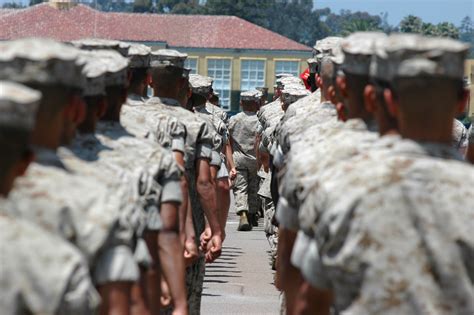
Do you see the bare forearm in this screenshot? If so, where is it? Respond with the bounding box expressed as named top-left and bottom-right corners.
top-left (159, 203), bottom-right (187, 311)
top-left (197, 180), bottom-right (221, 235)
top-left (185, 200), bottom-right (195, 242)
top-left (467, 144), bottom-right (474, 164)
top-left (158, 232), bottom-right (187, 311)
top-left (225, 142), bottom-right (235, 170)
top-left (277, 228), bottom-right (298, 291)
top-left (179, 177), bottom-right (188, 242)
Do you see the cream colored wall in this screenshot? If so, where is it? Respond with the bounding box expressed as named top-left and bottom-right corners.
top-left (182, 50), bottom-right (308, 92)
top-left (465, 59), bottom-right (474, 118)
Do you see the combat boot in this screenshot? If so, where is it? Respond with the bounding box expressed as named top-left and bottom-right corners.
top-left (238, 212), bottom-right (252, 231)
top-left (249, 213), bottom-right (259, 227)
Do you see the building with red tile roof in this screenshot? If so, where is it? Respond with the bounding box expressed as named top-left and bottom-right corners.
top-left (0, 2), bottom-right (312, 110)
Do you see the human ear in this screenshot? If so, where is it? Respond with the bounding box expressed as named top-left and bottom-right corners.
top-left (384, 88), bottom-right (399, 118)
top-left (336, 103), bottom-right (347, 122)
top-left (336, 76), bottom-right (348, 98)
top-left (364, 85), bottom-right (377, 114)
top-left (328, 86), bottom-right (336, 104)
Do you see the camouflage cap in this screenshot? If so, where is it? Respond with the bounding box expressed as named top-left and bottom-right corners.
top-left (313, 36), bottom-right (343, 61)
top-left (128, 43), bottom-right (151, 68)
top-left (369, 35), bottom-right (389, 81)
top-left (150, 49), bottom-right (188, 69)
top-left (342, 32), bottom-right (387, 76)
top-left (0, 81), bottom-right (41, 131)
top-left (282, 86), bottom-right (310, 104)
top-left (189, 74), bottom-right (213, 97)
top-left (77, 51), bottom-right (108, 96)
top-left (71, 38), bottom-right (130, 57)
top-left (276, 73), bottom-right (294, 79)
top-left (277, 76), bottom-right (304, 88)
top-left (385, 34), bottom-right (469, 80)
top-left (0, 38), bottom-right (85, 89)
top-left (240, 89), bottom-right (263, 102)
top-left (92, 50), bottom-right (129, 87)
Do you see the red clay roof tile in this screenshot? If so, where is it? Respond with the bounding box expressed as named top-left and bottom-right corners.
top-left (0, 4), bottom-right (311, 51)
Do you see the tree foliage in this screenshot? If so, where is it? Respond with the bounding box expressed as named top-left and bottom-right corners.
top-left (399, 14), bottom-right (460, 39)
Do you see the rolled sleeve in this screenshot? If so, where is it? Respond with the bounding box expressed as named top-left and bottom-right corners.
top-left (171, 137), bottom-right (186, 153)
top-left (300, 240), bottom-right (332, 290)
top-left (276, 196), bottom-right (299, 231)
top-left (161, 179), bottom-right (183, 204)
top-left (210, 150), bottom-right (222, 167)
top-left (196, 143), bottom-right (213, 160)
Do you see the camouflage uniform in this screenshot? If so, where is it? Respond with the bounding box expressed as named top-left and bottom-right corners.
top-left (300, 140), bottom-right (474, 314)
top-left (229, 110), bottom-right (260, 215)
top-left (7, 148), bottom-right (139, 285)
top-left (299, 33), bottom-right (474, 314)
top-left (144, 95), bottom-right (214, 314)
top-left (0, 80), bottom-right (99, 315)
top-left (452, 118), bottom-right (469, 156)
top-left (0, 213), bottom-right (100, 315)
top-left (121, 97), bottom-right (187, 155)
top-left (0, 38), bottom-right (138, 285)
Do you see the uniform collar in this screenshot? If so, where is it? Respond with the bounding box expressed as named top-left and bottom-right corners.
top-left (150, 96), bottom-right (181, 107)
top-left (393, 139), bottom-right (463, 161)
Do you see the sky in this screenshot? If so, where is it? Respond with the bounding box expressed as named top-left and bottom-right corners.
top-left (315, 0), bottom-right (473, 26)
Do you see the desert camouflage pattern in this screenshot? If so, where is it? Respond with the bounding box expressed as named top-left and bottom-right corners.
top-left (144, 96), bottom-right (214, 169)
top-left (452, 118), bottom-right (469, 156)
top-left (205, 101), bottom-right (229, 126)
top-left (0, 212), bottom-right (100, 315)
top-left (121, 95), bottom-right (187, 154)
top-left (277, 119), bottom-right (377, 232)
top-left (300, 140), bottom-right (474, 314)
top-left (6, 149), bottom-right (122, 273)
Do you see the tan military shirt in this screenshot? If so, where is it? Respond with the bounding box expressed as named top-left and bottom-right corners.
top-left (121, 95), bottom-right (187, 154)
top-left (273, 101), bottom-right (337, 167)
top-left (300, 140), bottom-right (474, 314)
top-left (228, 111), bottom-right (259, 161)
top-left (452, 118), bottom-right (468, 156)
top-left (97, 121), bottom-right (182, 208)
top-left (144, 97), bottom-right (214, 170)
top-left (0, 211), bottom-right (100, 315)
top-left (277, 119), bottom-right (377, 232)
top-left (194, 104), bottom-right (228, 166)
top-left (7, 149), bottom-right (120, 267)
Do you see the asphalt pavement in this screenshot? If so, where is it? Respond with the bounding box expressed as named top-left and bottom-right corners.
top-left (201, 213), bottom-right (281, 314)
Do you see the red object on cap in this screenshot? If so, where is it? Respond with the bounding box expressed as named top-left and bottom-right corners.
top-left (300, 68), bottom-right (311, 90)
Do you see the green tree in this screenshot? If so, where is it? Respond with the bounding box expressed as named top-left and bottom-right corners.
top-left (324, 10), bottom-right (383, 36)
top-left (133, 0), bottom-right (153, 13)
top-left (459, 16), bottom-right (474, 57)
top-left (421, 22), bottom-right (438, 36)
top-left (29, 0), bottom-right (44, 6)
top-left (341, 18), bottom-right (382, 36)
top-left (205, 0), bottom-right (274, 28)
top-left (435, 22), bottom-right (459, 39)
top-left (399, 15), bottom-right (423, 33)
top-left (2, 2), bottom-right (25, 8)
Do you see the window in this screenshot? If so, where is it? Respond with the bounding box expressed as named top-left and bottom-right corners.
top-left (184, 58), bottom-right (198, 74)
top-left (240, 59), bottom-right (265, 91)
top-left (207, 59), bottom-right (232, 110)
top-left (275, 60), bottom-right (300, 78)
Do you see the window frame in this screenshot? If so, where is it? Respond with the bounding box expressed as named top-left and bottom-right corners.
top-left (184, 57), bottom-right (199, 75)
top-left (274, 59), bottom-right (301, 79)
top-left (239, 57), bottom-right (266, 92)
top-left (206, 57), bottom-right (233, 111)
